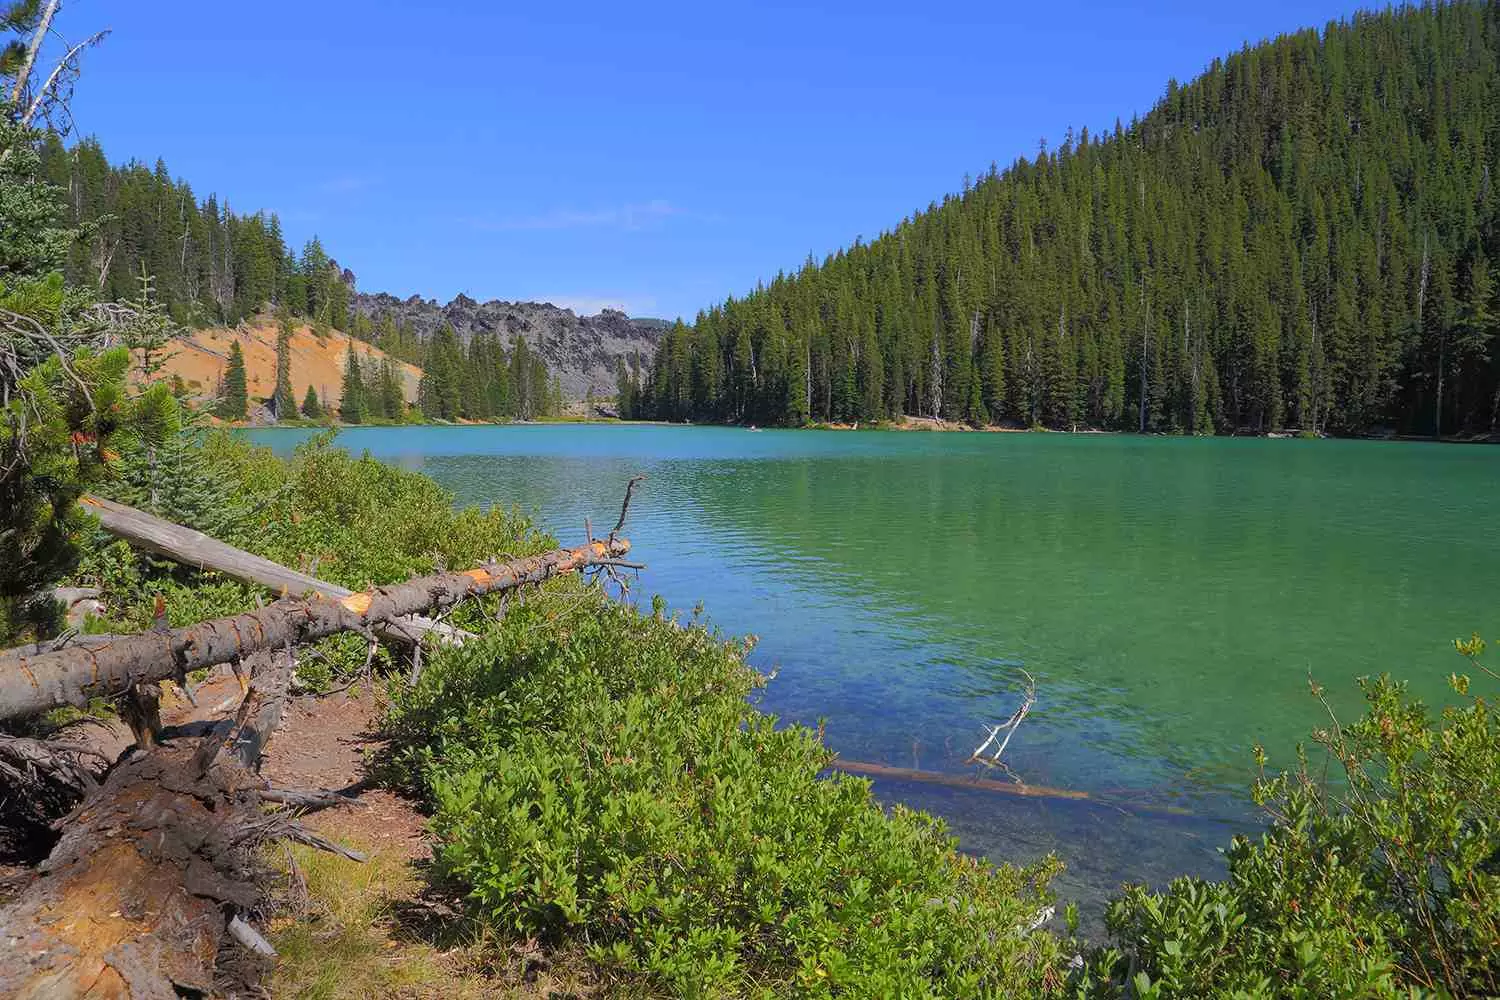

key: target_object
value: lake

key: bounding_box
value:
[248,424,1500,918]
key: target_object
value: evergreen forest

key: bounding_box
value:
[32,134,559,423]
[628,3,1500,438]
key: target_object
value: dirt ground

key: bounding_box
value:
[3,669,594,998]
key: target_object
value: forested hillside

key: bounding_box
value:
[630,2,1500,437]
[33,134,645,408]
[32,136,569,421]
[37,136,356,329]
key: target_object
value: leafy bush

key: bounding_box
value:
[197,430,549,588]
[1078,643,1500,999]
[386,594,1071,998]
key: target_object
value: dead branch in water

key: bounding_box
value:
[966,669,1037,782]
[828,758,1088,800]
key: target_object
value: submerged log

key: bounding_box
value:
[0,536,630,721]
[830,758,1197,817]
[829,758,1091,800]
[79,493,473,647]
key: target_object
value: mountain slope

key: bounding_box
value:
[353,292,664,400]
[634,2,1500,437]
[143,318,420,420]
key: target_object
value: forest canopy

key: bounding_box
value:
[629,3,1500,438]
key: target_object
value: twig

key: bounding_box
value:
[258,786,368,811]
[609,475,646,544]
[283,823,368,863]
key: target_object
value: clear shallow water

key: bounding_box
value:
[248,425,1500,917]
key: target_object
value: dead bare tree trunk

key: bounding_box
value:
[7,0,59,108]
[78,493,472,646]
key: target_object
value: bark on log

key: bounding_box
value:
[79,493,472,647]
[0,537,629,722]
[0,743,279,998]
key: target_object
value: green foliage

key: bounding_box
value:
[216,339,247,420]
[122,265,177,379]
[300,382,322,419]
[386,596,1070,998]
[198,431,549,587]
[339,345,366,423]
[0,102,75,279]
[0,344,129,642]
[107,399,246,541]
[33,122,358,328]
[414,325,554,423]
[272,311,296,419]
[636,3,1500,438]
[1078,647,1500,999]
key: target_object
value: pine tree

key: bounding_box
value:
[301,383,322,419]
[217,339,248,420]
[123,264,176,380]
[339,345,366,423]
[272,312,297,419]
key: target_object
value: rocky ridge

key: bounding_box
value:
[352,292,667,400]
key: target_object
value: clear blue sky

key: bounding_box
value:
[67,0,1364,320]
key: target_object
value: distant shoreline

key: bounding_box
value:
[231,413,1500,444]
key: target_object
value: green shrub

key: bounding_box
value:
[1079,642,1500,999]
[387,594,1071,998]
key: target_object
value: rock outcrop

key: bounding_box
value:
[352,292,667,400]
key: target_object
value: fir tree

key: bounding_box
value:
[217,340,248,420]
[272,312,296,419]
[300,383,322,419]
[339,345,366,423]
[378,358,404,420]
[123,264,177,380]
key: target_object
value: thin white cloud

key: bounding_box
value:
[471,200,681,232]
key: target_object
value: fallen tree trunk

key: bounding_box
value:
[79,493,473,647]
[0,535,631,997]
[0,536,629,721]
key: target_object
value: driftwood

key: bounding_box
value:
[0,535,630,997]
[79,493,473,647]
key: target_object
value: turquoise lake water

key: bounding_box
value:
[248,425,1500,915]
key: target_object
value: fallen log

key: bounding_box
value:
[0,536,629,721]
[79,493,473,647]
[0,534,631,997]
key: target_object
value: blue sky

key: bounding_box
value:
[66,0,1363,320]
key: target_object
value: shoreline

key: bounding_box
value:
[226,413,1500,445]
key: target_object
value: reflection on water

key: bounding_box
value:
[248,424,1500,921]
